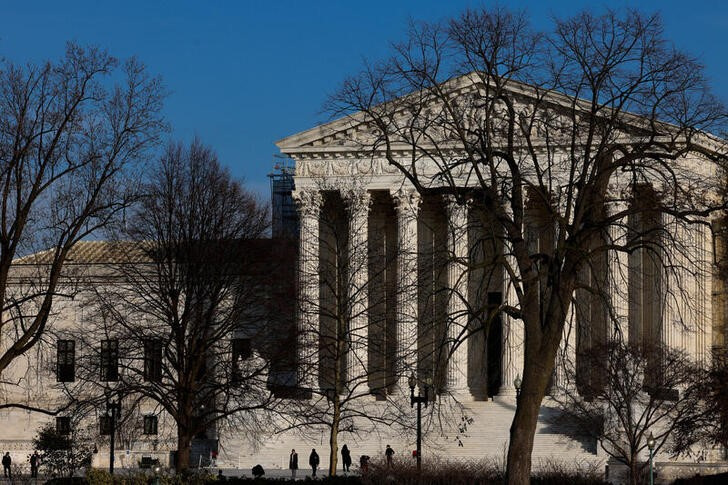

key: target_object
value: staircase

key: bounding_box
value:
[218,395,602,472]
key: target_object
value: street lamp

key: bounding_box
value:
[409,372,430,472]
[647,432,656,485]
[104,393,122,475]
[514,375,522,399]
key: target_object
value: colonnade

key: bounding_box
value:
[292,187,525,398]
[291,186,714,398]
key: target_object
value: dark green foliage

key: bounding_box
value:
[33,423,93,478]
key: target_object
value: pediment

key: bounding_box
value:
[276,72,726,157]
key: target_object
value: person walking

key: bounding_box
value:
[30,451,39,478]
[309,448,319,477]
[289,449,298,479]
[341,444,351,473]
[2,452,11,478]
[385,445,394,468]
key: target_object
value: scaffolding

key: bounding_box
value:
[268,155,297,238]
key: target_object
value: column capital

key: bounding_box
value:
[443,194,469,221]
[292,190,323,216]
[343,188,372,215]
[391,188,421,214]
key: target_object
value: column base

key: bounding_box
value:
[494,387,517,403]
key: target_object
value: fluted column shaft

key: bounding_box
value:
[444,195,469,394]
[293,190,322,391]
[344,189,371,392]
[392,189,420,390]
[499,249,523,396]
[556,298,576,393]
[698,220,713,365]
[608,201,630,342]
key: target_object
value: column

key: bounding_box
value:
[698,219,714,365]
[608,201,629,342]
[344,189,372,392]
[292,190,322,391]
[556,297,576,394]
[499,249,524,396]
[392,188,420,390]
[662,214,681,353]
[443,195,469,395]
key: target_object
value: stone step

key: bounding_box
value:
[218,397,600,470]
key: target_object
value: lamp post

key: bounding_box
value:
[409,372,430,472]
[647,432,656,485]
[105,394,121,475]
[514,375,522,400]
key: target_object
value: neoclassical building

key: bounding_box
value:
[1,75,726,481]
[275,136,716,402]
[255,74,726,477]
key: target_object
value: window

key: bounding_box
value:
[56,416,71,435]
[144,339,163,382]
[99,416,112,436]
[231,338,252,382]
[143,415,158,435]
[56,340,75,382]
[100,339,119,381]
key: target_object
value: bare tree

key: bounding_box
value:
[287,181,478,476]
[281,184,410,476]
[68,139,275,471]
[554,341,707,485]
[0,43,166,395]
[328,7,727,483]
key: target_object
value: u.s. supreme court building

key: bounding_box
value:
[2,73,727,480]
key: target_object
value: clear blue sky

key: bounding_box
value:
[2,1,727,197]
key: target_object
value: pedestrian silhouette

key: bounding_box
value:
[385,444,394,467]
[289,449,298,479]
[30,451,39,478]
[341,444,351,472]
[309,448,320,477]
[2,452,11,478]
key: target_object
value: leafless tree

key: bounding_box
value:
[285,180,477,476]
[0,43,166,400]
[554,341,708,485]
[281,183,411,476]
[328,7,727,483]
[67,139,275,471]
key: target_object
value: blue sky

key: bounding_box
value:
[2,1,727,197]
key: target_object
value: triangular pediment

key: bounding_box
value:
[276,72,726,156]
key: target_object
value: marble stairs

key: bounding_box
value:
[217,396,601,472]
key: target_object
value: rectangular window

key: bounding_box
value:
[231,338,252,382]
[144,339,163,382]
[143,415,158,435]
[56,340,75,382]
[56,416,71,435]
[99,416,112,436]
[100,339,119,382]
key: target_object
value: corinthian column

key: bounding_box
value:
[344,189,372,392]
[608,201,629,342]
[292,190,323,391]
[392,188,420,390]
[697,219,713,365]
[555,297,576,394]
[443,195,469,395]
[499,249,524,397]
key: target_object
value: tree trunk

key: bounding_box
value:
[329,399,341,476]
[505,342,557,484]
[177,428,192,472]
[629,454,639,485]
